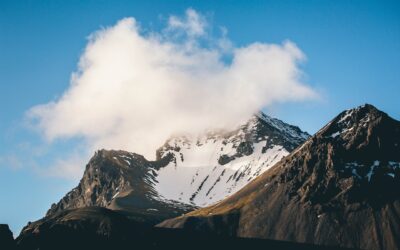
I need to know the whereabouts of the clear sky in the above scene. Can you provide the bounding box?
[1,0,399,235]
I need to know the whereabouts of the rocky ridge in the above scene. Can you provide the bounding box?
[159,104,400,250]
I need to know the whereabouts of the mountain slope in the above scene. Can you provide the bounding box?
[154,112,309,206]
[16,207,344,250]
[46,112,309,219]
[47,150,194,224]
[159,104,400,250]
[0,224,16,250]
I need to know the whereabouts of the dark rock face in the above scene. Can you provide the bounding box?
[46,150,194,225]
[47,111,309,215]
[0,224,16,250]
[15,207,344,250]
[17,207,146,250]
[218,141,254,165]
[159,104,400,250]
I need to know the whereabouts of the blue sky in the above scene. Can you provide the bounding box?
[1,0,399,234]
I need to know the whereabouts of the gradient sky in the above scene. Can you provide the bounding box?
[1,0,399,235]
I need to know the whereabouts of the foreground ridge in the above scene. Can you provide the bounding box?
[15,207,348,250]
[159,104,400,250]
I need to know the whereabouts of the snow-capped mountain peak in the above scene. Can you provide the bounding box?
[159,104,400,250]
[47,112,310,216]
[318,104,382,140]
[312,103,400,184]
[154,112,309,206]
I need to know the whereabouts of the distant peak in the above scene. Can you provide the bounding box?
[336,103,385,124]
[316,103,393,141]
[252,111,310,141]
[354,103,376,109]
[345,103,381,116]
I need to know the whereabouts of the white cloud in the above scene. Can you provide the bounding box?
[167,8,207,37]
[42,154,86,180]
[28,9,317,166]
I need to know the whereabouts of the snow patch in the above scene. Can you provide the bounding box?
[155,139,288,206]
[153,113,307,207]
[330,132,340,138]
[352,168,362,179]
[345,160,399,182]
[112,192,120,199]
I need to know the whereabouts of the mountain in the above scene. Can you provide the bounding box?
[16,207,343,250]
[16,207,147,250]
[46,150,194,225]
[0,224,16,250]
[46,112,309,221]
[159,104,400,250]
[154,112,309,206]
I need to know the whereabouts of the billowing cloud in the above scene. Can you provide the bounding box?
[43,153,87,180]
[28,9,317,161]
[167,8,207,37]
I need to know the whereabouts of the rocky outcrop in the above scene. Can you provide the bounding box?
[159,104,400,250]
[47,112,309,216]
[46,150,194,224]
[17,207,147,250]
[0,224,16,250]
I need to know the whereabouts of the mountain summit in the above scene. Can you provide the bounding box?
[154,112,309,206]
[46,112,309,220]
[159,104,400,250]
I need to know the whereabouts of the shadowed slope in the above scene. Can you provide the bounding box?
[159,104,400,250]
[16,207,348,250]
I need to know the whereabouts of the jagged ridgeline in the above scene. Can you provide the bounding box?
[46,111,309,221]
[15,104,399,250]
[160,104,400,250]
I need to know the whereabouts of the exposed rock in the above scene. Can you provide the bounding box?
[154,112,309,206]
[46,150,194,225]
[0,224,16,250]
[47,112,309,216]
[159,104,400,250]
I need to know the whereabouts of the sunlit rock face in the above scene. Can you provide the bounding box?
[159,104,400,250]
[47,111,308,220]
